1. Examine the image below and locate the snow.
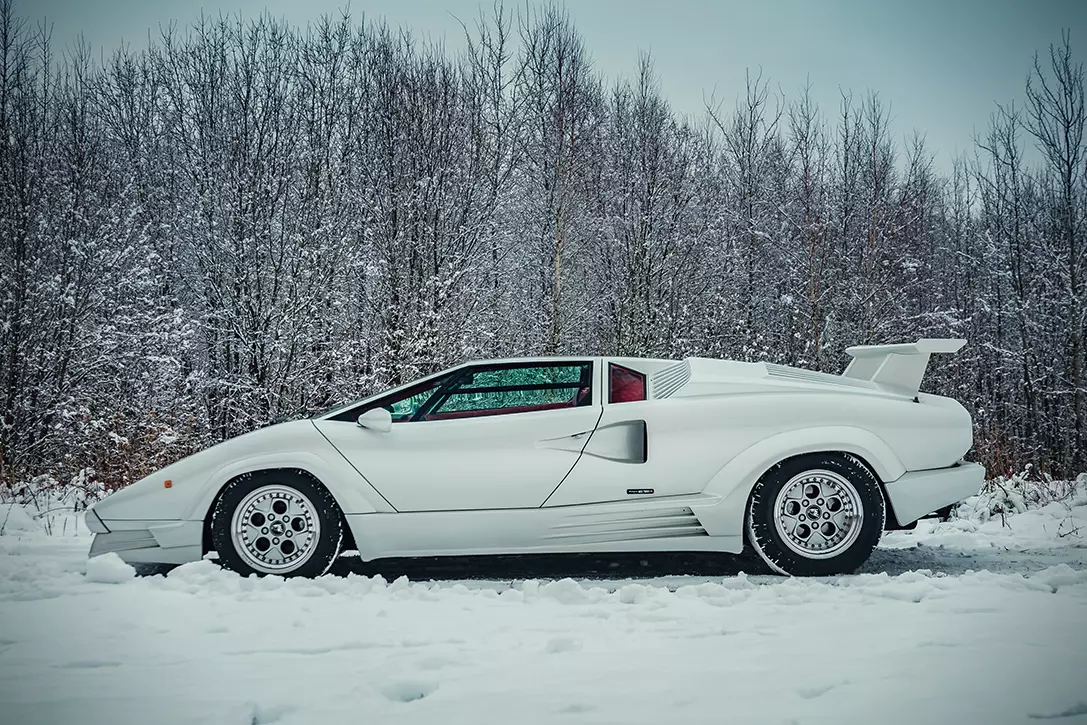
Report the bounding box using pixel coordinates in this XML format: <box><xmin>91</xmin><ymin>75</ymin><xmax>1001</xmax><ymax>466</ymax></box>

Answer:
<box><xmin>1</xmin><ymin>497</ymin><xmax>1086</xmax><ymax>725</ymax></box>
<box><xmin>0</xmin><ymin>503</ymin><xmax>39</xmax><ymax>534</ymax></box>
<box><xmin>886</xmin><ymin>479</ymin><xmax>1087</xmax><ymax>552</ymax></box>
<box><xmin>85</xmin><ymin>552</ymin><xmax>136</xmax><ymax>584</ymax></box>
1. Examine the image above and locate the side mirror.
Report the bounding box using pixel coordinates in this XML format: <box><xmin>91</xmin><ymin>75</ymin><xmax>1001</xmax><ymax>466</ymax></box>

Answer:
<box><xmin>357</xmin><ymin>407</ymin><xmax>393</xmax><ymax>433</ymax></box>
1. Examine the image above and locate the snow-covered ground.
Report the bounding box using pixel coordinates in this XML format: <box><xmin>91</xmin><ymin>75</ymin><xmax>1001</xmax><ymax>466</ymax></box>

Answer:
<box><xmin>2</xmin><ymin>488</ymin><xmax>1087</xmax><ymax>725</ymax></box>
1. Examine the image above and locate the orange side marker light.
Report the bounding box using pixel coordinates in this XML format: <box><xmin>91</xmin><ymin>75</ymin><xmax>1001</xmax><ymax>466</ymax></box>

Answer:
<box><xmin>164</xmin><ymin>480</ymin><xmax>173</xmax><ymax>489</ymax></box>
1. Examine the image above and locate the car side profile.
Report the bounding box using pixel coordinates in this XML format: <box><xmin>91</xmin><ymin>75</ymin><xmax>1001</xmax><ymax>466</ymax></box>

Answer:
<box><xmin>85</xmin><ymin>339</ymin><xmax>985</xmax><ymax>577</ymax></box>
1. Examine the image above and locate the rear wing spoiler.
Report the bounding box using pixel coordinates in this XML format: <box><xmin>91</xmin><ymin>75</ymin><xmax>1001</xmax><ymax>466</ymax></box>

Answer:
<box><xmin>842</xmin><ymin>338</ymin><xmax>965</xmax><ymax>395</ymax></box>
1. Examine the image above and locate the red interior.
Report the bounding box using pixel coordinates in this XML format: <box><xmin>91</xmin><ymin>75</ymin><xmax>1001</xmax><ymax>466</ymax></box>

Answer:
<box><xmin>609</xmin><ymin>365</ymin><xmax>647</xmax><ymax>403</ymax></box>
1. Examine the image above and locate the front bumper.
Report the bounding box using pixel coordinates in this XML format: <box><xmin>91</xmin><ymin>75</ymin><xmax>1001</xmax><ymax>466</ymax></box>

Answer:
<box><xmin>85</xmin><ymin>508</ymin><xmax>110</xmax><ymax>534</ymax></box>
<box><xmin>883</xmin><ymin>462</ymin><xmax>985</xmax><ymax>526</ymax></box>
<box><xmin>87</xmin><ymin>519</ymin><xmax>204</xmax><ymax>566</ymax></box>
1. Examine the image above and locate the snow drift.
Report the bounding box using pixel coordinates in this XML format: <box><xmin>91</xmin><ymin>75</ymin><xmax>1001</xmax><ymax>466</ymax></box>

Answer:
<box><xmin>0</xmin><ymin>473</ymin><xmax>1085</xmax><ymax>725</ymax></box>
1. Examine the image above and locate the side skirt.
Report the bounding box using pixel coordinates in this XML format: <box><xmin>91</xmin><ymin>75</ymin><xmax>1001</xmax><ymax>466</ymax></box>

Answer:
<box><xmin>344</xmin><ymin>495</ymin><xmax>744</xmax><ymax>561</ymax></box>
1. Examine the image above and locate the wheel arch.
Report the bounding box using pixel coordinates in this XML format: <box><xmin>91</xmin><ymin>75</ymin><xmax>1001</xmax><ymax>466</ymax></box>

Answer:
<box><xmin>200</xmin><ymin>467</ymin><xmax>358</xmax><ymax>557</ymax></box>
<box><xmin>693</xmin><ymin>427</ymin><xmax>903</xmax><ymax>538</ymax></box>
<box><xmin>743</xmin><ymin>449</ymin><xmax>892</xmax><ymax>527</ymax></box>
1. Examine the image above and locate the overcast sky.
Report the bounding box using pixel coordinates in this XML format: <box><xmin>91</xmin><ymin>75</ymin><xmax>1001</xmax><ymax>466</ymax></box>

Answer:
<box><xmin>19</xmin><ymin>0</ymin><xmax>1086</xmax><ymax>173</ymax></box>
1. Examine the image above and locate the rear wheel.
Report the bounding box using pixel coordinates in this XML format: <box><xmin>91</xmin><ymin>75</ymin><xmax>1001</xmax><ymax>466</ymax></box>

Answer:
<box><xmin>211</xmin><ymin>471</ymin><xmax>343</xmax><ymax>577</ymax></box>
<box><xmin>746</xmin><ymin>454</ymin><xmax>885</xmax><ymax>576</ymax></box>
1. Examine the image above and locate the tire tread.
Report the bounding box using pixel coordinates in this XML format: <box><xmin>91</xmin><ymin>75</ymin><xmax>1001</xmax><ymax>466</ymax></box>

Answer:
<box><xmin>746</xmin><ymin>453</ymin><xmax>885</xmax><ymax>577</ymax></box>
<box><xmin>210</xmin><ymin>469</ymin><xmax>343</xmax><ymax>578</ymax></box>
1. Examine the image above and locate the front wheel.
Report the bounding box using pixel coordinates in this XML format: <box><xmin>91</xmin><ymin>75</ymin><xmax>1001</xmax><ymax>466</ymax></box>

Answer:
<box><xmin>211</xmin><ymin>470</ymin><xmax>343</xmax><ymax>577</ymax></box>
<box><xmin>746</xmin><ymin>454</ymin><xmax>885</xmax><ymax>576</ymax></box>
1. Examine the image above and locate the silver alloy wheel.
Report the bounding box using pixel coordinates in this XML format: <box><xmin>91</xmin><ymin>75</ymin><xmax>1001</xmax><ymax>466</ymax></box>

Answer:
<box><xmin>230</xmin><ymin>484</ymin><xmax>322</xmax><ymax>574</ymax></box>
<box><xmin>772</xmin><ymin>469</ymin><xmax>864</xmax><ymax>559</ymax></box>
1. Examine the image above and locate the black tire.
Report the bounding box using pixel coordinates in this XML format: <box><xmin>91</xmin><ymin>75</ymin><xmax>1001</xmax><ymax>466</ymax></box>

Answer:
<box><xmin>211</xmin><ymin>470</ymin><xmax>344</xmax><ymax>578</ymax></box>
<box><xmin>746</xmin><ymin>453</ymin><xmax>885</xmax><ymax>576</ymax></box>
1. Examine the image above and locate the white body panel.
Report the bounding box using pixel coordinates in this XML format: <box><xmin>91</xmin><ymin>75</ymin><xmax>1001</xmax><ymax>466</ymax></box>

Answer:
<box><xmin>345</xmin><ymin>494</ymin><xmax>732</xmax><ymax>560</ymax></box>
<box><xmin>86</xmin><ymin>341</ymin><xmax>985</xmax><ymax>568</ymax></box>
<box><xmin>93</xmin><ymin>420</ymin><xmax>391</xmax><ymax>522</ymax></box>
<box><xmin>314</xmin><ymin>406</ymin><xmax>602</xmax><ymax>511</ymax></box>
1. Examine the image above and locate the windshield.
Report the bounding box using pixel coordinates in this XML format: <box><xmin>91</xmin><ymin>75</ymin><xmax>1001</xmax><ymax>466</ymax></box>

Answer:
<box><xmin>310</xmin><ymin>367</ymin><xmax>462</xmax><ymax>422</ymax></box>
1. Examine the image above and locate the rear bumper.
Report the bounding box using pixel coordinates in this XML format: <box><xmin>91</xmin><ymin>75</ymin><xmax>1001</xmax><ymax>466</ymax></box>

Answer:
<box><xmin>883</xmin><ymin>462</ymin><xmax>985</xmax><ymax>526</ymax></box>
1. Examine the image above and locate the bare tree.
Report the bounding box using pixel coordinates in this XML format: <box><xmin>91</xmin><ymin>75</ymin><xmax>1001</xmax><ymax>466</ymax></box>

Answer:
<box><xmin>2</xmin><ymin>3</ymin><xmax>1086</xmax><ymax>499</ymax></box>
<box><xmin>1025</xmin><ymin>30</ymin><xmax>1086</xmax><ymax>470</ymax></box>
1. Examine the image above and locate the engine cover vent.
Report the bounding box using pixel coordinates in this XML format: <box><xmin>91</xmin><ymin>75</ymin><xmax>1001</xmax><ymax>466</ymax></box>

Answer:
<box><xmin>764</xmin><ymin>363</ymin><xmax>875</xmax><ymax>389</ymax></box>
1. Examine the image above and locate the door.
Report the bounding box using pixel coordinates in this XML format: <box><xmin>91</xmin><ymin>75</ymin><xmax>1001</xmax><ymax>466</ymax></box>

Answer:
<box><xmin>546</xmin><ymin>360</ymin><xmax>721</xmax><ymax>506</ymax></box>
<box><xmin>314</xmin><ymin>361</ymin><xmax>602</xmax><ymax>511</ymax></box>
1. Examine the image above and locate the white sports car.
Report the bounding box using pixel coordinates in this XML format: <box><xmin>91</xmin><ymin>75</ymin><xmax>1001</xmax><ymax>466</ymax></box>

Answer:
<box><xmin>85</xmin><ymin>339</ymin><xmax>984</xmax><ymax>577</ymax></box>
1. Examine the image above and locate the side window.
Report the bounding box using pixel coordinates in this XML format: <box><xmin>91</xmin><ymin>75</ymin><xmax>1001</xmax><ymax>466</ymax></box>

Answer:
<box><xmin>609</xmin><ymin>364</ymin><xmax>647</xmax><ymax>403</ymax></box>
<box><xmin>384</xmin><ymin>379</ymin><xmax>446</xmax><ymax>422</ymax></box>
<box><xmin>341</xmin><ymin>374</ymin><xmax>453</xmax><ymax>423</ymax></box>
<box><xmin>422</xmin><ymin>363</ymin><xmax>592</xmax><ymax>420</ymax></box>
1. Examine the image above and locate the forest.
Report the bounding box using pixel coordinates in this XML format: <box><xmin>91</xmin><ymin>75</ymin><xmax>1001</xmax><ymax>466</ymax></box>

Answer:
<box><xmin>0</xmin><ymin>1</ymin><xmax>1083</xmax><ymax>503</ymax></box>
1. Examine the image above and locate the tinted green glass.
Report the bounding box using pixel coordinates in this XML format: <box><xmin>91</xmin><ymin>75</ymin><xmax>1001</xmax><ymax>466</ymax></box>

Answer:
<box><xmin>371</xmin><ymin>375</ymin><xmax>451</xmax><ymax>422</ymax></box>
<box><xmin>432</xmin><ymin>364</ymin><xmax>589</xmax><ymax>415</ymax></box>
<box><xmin>388</xmin><ymin>386</ymin><xmax>438</xmax><ymax>421</ymax></box>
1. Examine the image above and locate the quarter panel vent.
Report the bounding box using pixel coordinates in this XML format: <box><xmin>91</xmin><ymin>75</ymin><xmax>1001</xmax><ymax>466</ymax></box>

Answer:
<box><xmin>650</xmin><ymin>360</ymin><xmax>691</xmax><ymax>399</ymax></box>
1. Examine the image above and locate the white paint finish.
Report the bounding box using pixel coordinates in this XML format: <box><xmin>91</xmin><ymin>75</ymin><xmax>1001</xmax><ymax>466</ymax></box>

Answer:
<box><xmin>88</xmin><ymin>531</ymin><xmax>202</xmax><ymax>565</ymax></box>
<box><xmin>89</xmin><ymin>518</ymin><xmax>176</xmax><ymax>532</ymax></box>
<box><xmin>344</xmin><ymin>494</ymin><xmax>739</xmax><ymax>559</ymax></box>
<box><xmin>87</xmin><ymin>529</ymin><xmax>156</xmax><ymax>556</ymax></box>
<box><xmin>551</xmin><ymin>386</ymin><xmax>958</xmax><ymax>511</ymax></box>
<box><xmin>148</xmin><ymin>521</ymin><xmax>204</xmax><ymax>550</ymax></box>
<box><xmin>548</xmin><ymin>396</ymin><xmax>739</xmax><ymax>506</ymax></box>
<box><xmin>118</xmin><ymin>545</ymin><xmax>203</xmax><ymax>565</ymax></box>
<box><xmin>313</xmin><ymin>406</ymin><xmax>603</xmax><ymax>512</ymax></box>
<box><xmin>606</xmin><ymin>356</ymin><xmax>679</xmax><ymax>376</ymax></box>
<box><xmin>84</xmin><ymin>509</ymin><xmax>108</xmax><ymax>533</ymax></box>
<box><xmin>675</xmin><ymin>373</ymin><xmax>971</xmax><ymax>473</ymax></box>
<box><xmin>535</xmin><ymin>431</ymin><xmax>589</xmax><ymax>455</ymax></box>
<box><xmin>574</xmin><ymin>420</ymin><xmax>645</xmax><ymax>463</ymax></box>
<box><xmin>648</xmin><ymin>360</ymin><xmax>692</xmax><ymax>398</ymax></box>
<box><xmin>91</xmin><ymin>421</ymin><xmax>390</xmax><ymax>527</ymax></box>
<box><xmin>844</xmin><ymin>338</ymin><xmax>967</xmax><ymax>395</ymax></box>
<box><xmin>356</xmin><ymin>407</ymin><xmax>392</xmax><ymax>432</ymax></box>
<box><xmin>883</xmin><ymin>463</ymin><xmax>986</xmax><ymax>526</ymax></box>
<box><xmin>691</xmin><ymin>425</ymin><xmax>909</xmax><ymax>538</ymax></box>
<box><xmin>86</xmin><ymin>340</ymin><xmax>983</xmax><ymax>569</ymax></box>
